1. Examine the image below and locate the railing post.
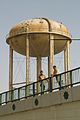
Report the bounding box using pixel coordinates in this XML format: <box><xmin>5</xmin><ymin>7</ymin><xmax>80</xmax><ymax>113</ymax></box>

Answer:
<box><xmin>49</xmin><ymin>77</ymin><xmax>52</xmax><ymax>92</ymax></box>
<box><xmin>0</xmin><ymin>94</ymin><xmax>1</xmax><ymax>105</ymax></box>
<box><xmin>18</xmin><ymin>88</ymin><xmax>20</xmax><ymax>100</ymax></box>
<box><xmin>59</xmin><ymin>74</ymin><xmax>62</xmax><ymax>90</ymax></box>
<box><xmin>70</xmin><ymin>71</ymin><xmax>73</xmax><ymax>87</ymax></box>
<box><xmin>11</xmin><ymin>90</ymin><xmax>13</xmax><ymax>102</ymax></box>
<box><xmin>33</xmin><ymin>83</ymin><xmax>35</xmax><ymax>96</ymax></box>
<box><xmin>25</xmin><ymin>86</ymin><xmax>27</xmax><ymax>98</ymax></box>
<box><xmin>40</xmin><ymin>81</ymin><xmax>44</xmax><ymax>95</ymax></box>
<box><xmin>5</xmin><ymin>92</ymin><xmax>7</xmax><ymax>104</ymax></box>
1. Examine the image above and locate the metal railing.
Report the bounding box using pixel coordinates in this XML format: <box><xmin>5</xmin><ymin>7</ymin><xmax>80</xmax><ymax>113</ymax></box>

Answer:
<box><xmin>0</xmin><ymin>67</ymin><xmax>80</xmax><ymax>106</ymax></box>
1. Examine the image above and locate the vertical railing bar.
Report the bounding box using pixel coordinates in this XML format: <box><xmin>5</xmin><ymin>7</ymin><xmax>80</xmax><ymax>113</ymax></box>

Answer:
<box><xmin>24</xmin><ymin>86</ymin><xmax>26</xmax><ymax>98</ymax></box>
<box><xmin>0</xmin><ymin>94</ymin><xmax>2</xmax><ymax>105</ymax></box>
<box><xmin>11</xmin><ymin>90</ymin><xmax>13</xmax><ymax>102</ymax></box>
<box><xmin>18</xmin><ymin>88</ymin><xmax>20</xmax><ymax>100</ymax></box>
<box><xmin>1</xmin><ymin>94</ymin><xmax>2</xmax><ymax>104</ymax></box>
<box><xmin>5</xmin><ymin>92</ymin><xmax>7</xmax><ymax>104</ymax></box>
<box><xmin>78</xmin><ymin>69</ymin><xmax>80</xmax><ymax>83</ymax></box>
<box><xmin>25</xmin><ymin>85</ymin><xmax>27</xmax><ymax>98</ymax></box>
<box><xmin>59</xmin><ymin>74</ymin><xmax>62</xmax><ymax>90</ymax></box>
<box><xmin>9</xmin><ymin>91</ymin><xmax>12</xmax><ymax>102</ymax></box>
<box><xmin>33</xmin><ymin>82</ymin><xmax>35</xmax><ymax>96</ymax></box>
<box><xmin>7</xmin><ymin>91</ymin><xmax>10</xmax><ymax>102</ymax></box>
<box><xmin>41</xmin><ymin>81</ymin><xmax>43</xmax><ymax>95</ymax></box>
<box><xmin>49</xmin><ymin>77</ymin><xmax>52</xmax><ymax>92</ymax></box>
<box><xmin>70</xmin><ymin>71</ymin><xmax>73</xmax><ymax>87</ymax></box>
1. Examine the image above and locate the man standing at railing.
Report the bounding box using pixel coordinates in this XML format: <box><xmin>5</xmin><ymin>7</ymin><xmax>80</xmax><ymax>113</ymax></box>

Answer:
<box><xmin>52</xmin><ymin>65</ymin><xmax>58</xmax><ymax>76</ymax></box>
<box><xmin>52</xmin><ymin>66</ymin><xmax>62</xmax><ymax>89</ymax></box>
<box><xmin>39</xmin><ymin>70</ymin><xmax>46</xmax><ymax>80</ymax></box>
<box><xmin>38</xmin><ymin>70</ymin><xmax>46</xmax><ymax>92</ymax></box>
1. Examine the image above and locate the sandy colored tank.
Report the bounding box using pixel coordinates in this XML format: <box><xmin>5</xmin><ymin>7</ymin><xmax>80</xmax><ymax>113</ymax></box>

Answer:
<box><xmin>6</xmin><ymin>18</ymin><xmax>71</xmax><ymax>57</ymax></box>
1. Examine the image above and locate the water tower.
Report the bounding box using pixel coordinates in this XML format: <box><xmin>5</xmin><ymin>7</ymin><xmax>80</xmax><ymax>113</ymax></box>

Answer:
<box><xmin>6</xmin><ymin>18</ymin><xmax>71</xmax><ymax>90</ymax></box>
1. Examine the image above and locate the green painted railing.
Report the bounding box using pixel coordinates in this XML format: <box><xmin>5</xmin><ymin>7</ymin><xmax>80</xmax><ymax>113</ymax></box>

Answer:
<box><xmin>0</xmin><ymin>67</ymin><xmax>80</xmax><ymax>105</ymax></box>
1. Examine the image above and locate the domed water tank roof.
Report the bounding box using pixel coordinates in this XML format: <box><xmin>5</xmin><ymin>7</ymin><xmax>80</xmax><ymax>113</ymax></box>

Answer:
<box><xmin>6</xmin><ymin>18</ymin><xmax>71</xmax><ymax>57</ymax></box>
<box><xmin>7</xmin><ymin>18</ymin><xmax>71</xmax><ymax>39</ymax></box>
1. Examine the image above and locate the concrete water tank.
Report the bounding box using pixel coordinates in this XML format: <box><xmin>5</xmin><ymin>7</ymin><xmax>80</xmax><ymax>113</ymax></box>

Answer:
<box><xmin>6</xmin><ymin>18</ymin><xmax>71</xmax><ymax>57</ymax></box>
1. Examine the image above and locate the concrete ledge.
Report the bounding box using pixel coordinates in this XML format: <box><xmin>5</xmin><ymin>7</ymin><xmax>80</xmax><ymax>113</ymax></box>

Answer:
<box><xmin>0</xmin><ymin>85</ymin><xmax>80</xmax><ymax>116</ymax></box>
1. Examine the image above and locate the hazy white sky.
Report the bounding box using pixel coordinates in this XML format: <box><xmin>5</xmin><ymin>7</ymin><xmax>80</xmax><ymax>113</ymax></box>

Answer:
<box><xmin>0</xmin><ymin>0</ymin><xmax>80</xmax><ymax>92</ymax></box>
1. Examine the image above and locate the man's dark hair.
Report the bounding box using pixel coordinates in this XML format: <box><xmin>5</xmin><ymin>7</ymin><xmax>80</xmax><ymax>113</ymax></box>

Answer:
<box><xmin>53</xmin><ymin>65</ymin><xmax>56</xmax><ymax>68</ymax></box>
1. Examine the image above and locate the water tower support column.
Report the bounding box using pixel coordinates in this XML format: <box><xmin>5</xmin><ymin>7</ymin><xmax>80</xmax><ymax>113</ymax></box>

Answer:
<box><xmin>67</xmin><ymin>40</ymin><xmax>70</xmax><ymax>70</ymax></box>
<box><xmin>26</xmin><ymin>34</ymin><xmax>30</xmax><ymax>84</ymax></box>
<box><xmin>48</xmin><ymin>34</ymin><xmax>54</xmax><ymax>77</ymax></box>
<box><xmin>37</xmin><ymin>57</ymin><xmax>41</xmax><ymax>80</ymax></box>
<box><xmin>64</xmin><ymin>46</ymin><xmax>67</xmax><ymax>72</ymax></box>
<box><xmin>37</xmin><ymin>57</ymin><xmax>41</xmax><ymax>93</ymax></box>
<box><xmin>64</xmin><ymin>40</ymin><xmax>70</xmax><ymax>85</ymax></box>
<box><xmin>9</xmin><ymin>46</ymin><xmax>13</xmax><ymax>90</ymax></box>
<box><xmin>64</xmin><ymin>40</ymin><xmax>70</xmax><ymax>72</ymax></box>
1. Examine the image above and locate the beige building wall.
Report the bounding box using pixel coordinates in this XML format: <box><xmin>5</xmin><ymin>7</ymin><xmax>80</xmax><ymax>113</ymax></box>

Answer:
<box><xmin>0</xmin><ymin>86</ymin><xmax>80</xmax><ymax>120</ymax></box>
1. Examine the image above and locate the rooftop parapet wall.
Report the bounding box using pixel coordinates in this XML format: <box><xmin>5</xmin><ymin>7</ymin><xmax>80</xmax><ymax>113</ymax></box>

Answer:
<box><xmin>0</xmin><ymin>86</ymin><xmax>80</xmax><ymax>120</ymax></box>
